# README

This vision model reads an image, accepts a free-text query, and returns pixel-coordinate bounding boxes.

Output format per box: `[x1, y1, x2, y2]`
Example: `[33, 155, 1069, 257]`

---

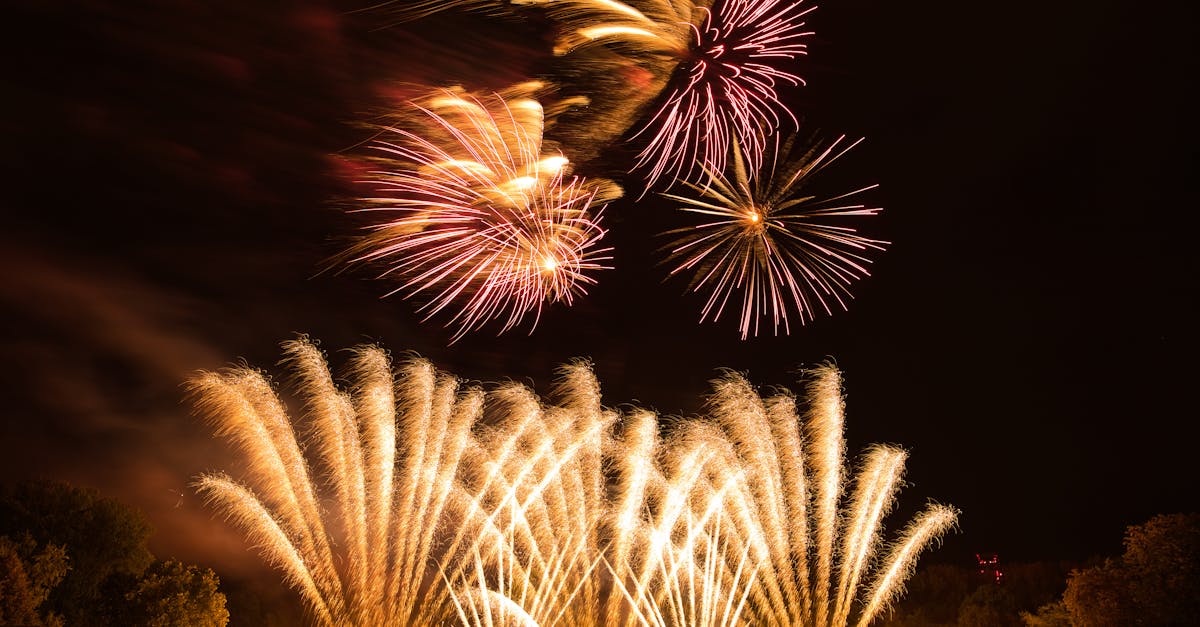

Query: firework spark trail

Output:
[856, 504, 960, 627]
[195, 338, 487, 625]
[191, 369, 346, 617]
[807, 364, 845, 627]
[196, 475, 336, 625]
[632, 0, 814, 190]
[431, 371, 611, 625]
[707, 375, 803, 619]
[347, 84, 621, 342]
[196, 340, 955, 625]
[833, 445, 906, 627]
[662, 134, 888, 339]
[614, 424, 727, 626]
[651, 455, 759, 627]
[279, 341, 369, 616]
[671, 364, 952, 627]
[765, 393, 813, 617]
[443, 378, 618, 627]
[604, 410, 659, 623]
[513, 0, 698, 57]
[388, 361, 456, 618]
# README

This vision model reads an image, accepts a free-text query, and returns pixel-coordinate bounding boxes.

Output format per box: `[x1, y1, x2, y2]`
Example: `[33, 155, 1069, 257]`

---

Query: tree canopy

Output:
[0, 481, 227, 626]
[1064, 513, 1200, 627]
[113, 560, 228, 627]
[0, 534, 68, 626]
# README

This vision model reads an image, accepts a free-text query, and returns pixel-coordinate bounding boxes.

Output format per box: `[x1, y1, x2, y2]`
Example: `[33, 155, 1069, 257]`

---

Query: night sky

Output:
[2, 0, 1196, 610]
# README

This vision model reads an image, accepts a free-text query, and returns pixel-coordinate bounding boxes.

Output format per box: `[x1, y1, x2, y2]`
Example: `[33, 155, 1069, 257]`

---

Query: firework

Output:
[379, 0, 699, 55]
[525, 0, 702, 162]
[632, 0, 814, 189]
[194, 339, 955, 625]
[346, 83, 621, 342]
[606, 365, 957, 627]
[378, 1, 701, 165]
[378, 0, 700, 56]
[514, 0, 699, 58]
[661, 133, 888, 339]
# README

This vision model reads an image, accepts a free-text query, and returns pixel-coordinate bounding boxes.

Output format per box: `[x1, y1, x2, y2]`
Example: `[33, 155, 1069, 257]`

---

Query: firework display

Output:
[194, 339, 957, 625]
[661, 134, 887, 338]
[341, 0, 875, 341]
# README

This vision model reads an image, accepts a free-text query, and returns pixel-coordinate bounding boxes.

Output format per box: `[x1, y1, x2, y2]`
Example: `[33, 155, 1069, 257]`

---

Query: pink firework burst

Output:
[633, 0, 815, 191]
[662, 133, 887, 339]
[348, 87, 620, 342]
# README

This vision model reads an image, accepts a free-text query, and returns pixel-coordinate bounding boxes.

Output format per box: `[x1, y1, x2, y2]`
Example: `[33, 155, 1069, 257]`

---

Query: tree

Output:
[0, 481, 153, 624]
[1063, 558, 1134, 627]
[1, 481, 228, 626]
[880, 559, 1081, 627]
[880, 563, 973, 625]
[0, 534, 67, 626]
[113, 560, 229, 627]
[1064, 513, 1199, 627]
[957, 583, 1022, 627]
[1003, 561, 1075, 615]
[1121, 513, 1200, 625]
[1020, 600, 1070, 627]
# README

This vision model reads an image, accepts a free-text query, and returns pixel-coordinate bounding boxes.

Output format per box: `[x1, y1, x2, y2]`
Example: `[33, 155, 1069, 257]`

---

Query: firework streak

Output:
[194, 338, 957, 625]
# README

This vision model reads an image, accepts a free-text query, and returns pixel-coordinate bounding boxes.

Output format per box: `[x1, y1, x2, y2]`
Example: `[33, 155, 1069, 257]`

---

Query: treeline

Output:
[879, 559, 1078, 626]
[0, 480, 227, 626]
[882, 513, 1199, 627]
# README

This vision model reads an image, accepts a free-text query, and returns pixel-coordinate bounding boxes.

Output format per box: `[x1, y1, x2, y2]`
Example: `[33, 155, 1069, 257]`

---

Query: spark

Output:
[195, 339, 956, 625]
[662, 133, 889, 339]
[363, 1, 809, 193]
[345, 84, 622, 342]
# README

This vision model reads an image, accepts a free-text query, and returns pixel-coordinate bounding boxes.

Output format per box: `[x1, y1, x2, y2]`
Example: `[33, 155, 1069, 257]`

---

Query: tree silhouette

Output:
[0, 533, 67, 626]
[1064, 513, 1199, 627]
[1, 481, 228, 626]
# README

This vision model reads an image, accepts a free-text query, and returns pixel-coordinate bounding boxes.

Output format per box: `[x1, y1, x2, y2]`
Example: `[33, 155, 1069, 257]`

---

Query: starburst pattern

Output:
[662, 133, 888, 339]
[195, 338, 955, 626]
[632, 0, 814, 189]
[346, 83, 621, 342]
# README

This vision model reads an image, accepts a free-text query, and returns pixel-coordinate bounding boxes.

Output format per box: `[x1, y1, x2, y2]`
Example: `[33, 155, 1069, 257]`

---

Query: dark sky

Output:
[1, 0, 1196, 607]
